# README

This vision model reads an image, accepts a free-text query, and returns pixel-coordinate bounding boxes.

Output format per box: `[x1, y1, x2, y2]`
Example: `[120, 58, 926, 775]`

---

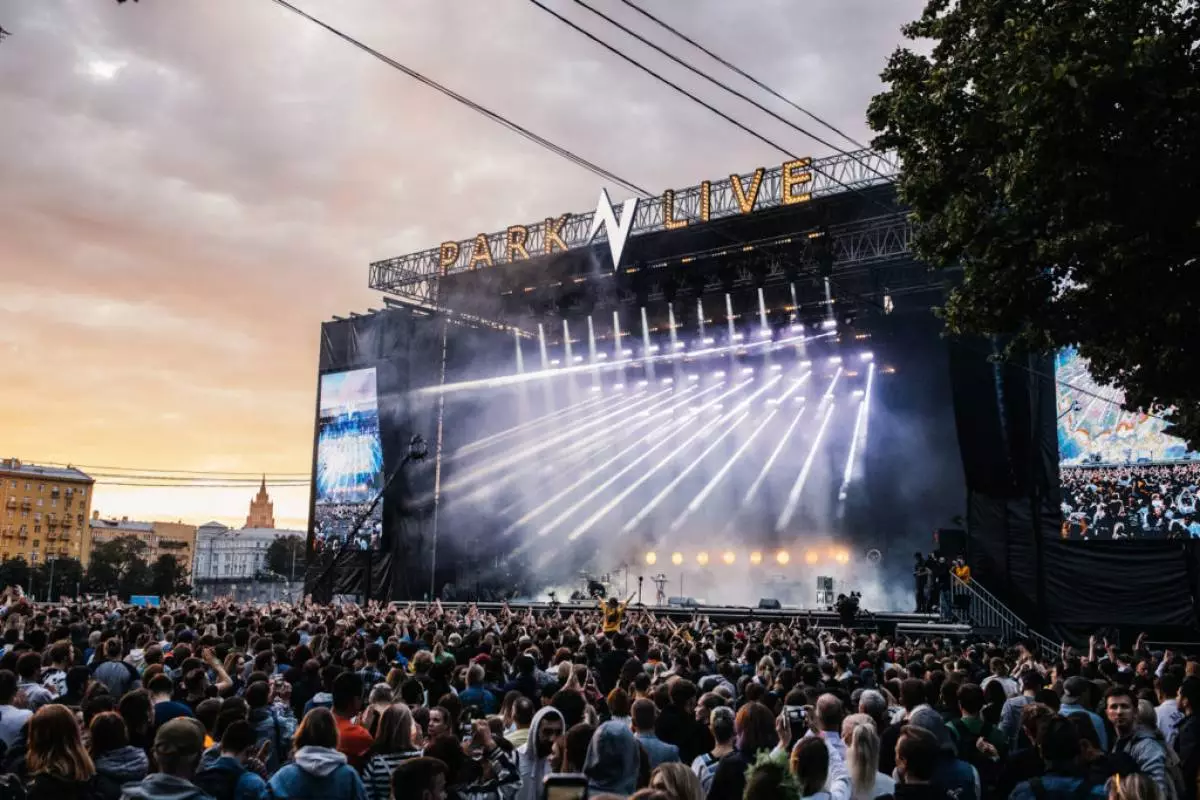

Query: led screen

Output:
[312, 367, 384, 552]
[1056, 347, 1199, 539]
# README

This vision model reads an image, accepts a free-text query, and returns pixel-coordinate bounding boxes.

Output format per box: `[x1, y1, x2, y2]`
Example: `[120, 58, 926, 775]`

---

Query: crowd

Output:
[1060, 463, 1200, 539]
[0, 585, 1196, 800]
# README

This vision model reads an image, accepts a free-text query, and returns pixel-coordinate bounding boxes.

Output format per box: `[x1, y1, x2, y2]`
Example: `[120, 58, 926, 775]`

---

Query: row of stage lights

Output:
[643, 547, 852, 567]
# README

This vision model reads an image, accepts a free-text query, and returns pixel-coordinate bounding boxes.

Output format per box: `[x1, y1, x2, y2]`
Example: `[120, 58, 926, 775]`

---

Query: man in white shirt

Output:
[980, 657, 1019, 699]
[1157, 673, 1184, 749]
[0, 669, 33, 749]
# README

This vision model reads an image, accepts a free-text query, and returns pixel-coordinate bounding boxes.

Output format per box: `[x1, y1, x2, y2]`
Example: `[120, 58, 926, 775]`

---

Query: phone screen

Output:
[545, 787, 588, 800]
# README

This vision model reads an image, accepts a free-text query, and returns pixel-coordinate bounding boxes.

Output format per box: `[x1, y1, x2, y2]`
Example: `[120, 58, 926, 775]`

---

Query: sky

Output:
[0, 0, 924, 530]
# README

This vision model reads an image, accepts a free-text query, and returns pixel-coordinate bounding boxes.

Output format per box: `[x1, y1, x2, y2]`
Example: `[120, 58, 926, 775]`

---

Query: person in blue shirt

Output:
[1011, 717, 1107, 800]
[1059, 676, 1108, 752]
[458, 663, 498, 715]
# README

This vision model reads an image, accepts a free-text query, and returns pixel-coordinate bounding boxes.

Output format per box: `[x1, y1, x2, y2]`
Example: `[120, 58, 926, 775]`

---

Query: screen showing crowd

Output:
[311, 367, 384, 552]
[1056, 347, 1199, 540]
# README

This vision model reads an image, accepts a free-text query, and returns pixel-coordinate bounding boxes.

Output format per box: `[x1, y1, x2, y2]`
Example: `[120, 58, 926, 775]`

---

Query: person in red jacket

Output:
[331, 672, 374, 772]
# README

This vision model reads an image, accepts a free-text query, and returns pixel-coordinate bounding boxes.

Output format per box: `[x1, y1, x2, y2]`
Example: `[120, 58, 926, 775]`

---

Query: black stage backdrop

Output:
[950, 336, 1200, 638]
[304, 307, 443, 602]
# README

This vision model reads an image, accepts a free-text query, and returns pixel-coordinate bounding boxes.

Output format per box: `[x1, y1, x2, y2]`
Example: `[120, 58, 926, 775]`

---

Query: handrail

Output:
[951, 574, 1061, 660]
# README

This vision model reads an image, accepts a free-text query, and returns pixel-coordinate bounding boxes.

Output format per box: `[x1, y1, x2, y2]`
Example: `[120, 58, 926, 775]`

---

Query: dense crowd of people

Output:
[1060, 463, 1200, 539]
[0, 585, 1196, 800]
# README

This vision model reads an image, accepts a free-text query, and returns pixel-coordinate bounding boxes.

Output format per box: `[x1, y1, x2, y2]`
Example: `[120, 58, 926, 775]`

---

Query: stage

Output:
[306, 148, 967, 607]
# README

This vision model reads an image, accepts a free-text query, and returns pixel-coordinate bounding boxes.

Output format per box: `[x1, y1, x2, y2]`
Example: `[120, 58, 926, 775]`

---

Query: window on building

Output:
[38, 484, 44, 493]
[7, 481, 14, 489]
[32, 539, 39, 547]
[21, 510, 28, 518]
[50, 499, 57, 508]
[24, 482, 30, 491]
[36, 499, 42, 507]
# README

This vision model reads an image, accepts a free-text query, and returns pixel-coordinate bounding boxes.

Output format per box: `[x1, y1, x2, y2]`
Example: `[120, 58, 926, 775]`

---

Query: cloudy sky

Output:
[0, 0, 922, 528]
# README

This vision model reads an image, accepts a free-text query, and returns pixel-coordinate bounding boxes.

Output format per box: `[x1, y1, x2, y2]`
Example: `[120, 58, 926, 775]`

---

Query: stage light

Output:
[597, 352, 608, 360]
[790, 324, 804, 333]
[822, 319, 838, 329]
[550, 359, 561, 366]
[860, 352, 874, 361]
[722, 550, 735, 565]
[741, 367, 754, 375]
[771, 364, 783, 371]
[702, 337, 715, 345]
[622, 349, 633, 356]
[750, 551, 763, 565]
[758, 329, 772, 338]
[776, 550, 790, 565]
[687, 374, 700, 382]
[828, 356, 842, 364]
[661, 377, 674, 385]
[590, 386, 602, 392]
[732, 333, 745, 341]
[697, 551, 709, 566]
[711, 370, 725, 378]
[648, 345, 660, 354]
[800, 360, 812, 367]
[805, 550, 819, 565]
[852, 389, 865, 398]
[645, 552, 657, 565]
[836, 549, 850, 564]
[671, 552, 683, 566]
[613, 383, 625, 390]
[637, 380, 649, 387]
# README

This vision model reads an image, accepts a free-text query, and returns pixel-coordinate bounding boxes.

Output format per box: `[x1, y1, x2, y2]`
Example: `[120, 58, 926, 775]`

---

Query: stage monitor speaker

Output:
[758, 598, 781, 610]
[667, 596, 698, 607]
[935, 528, 967, 558]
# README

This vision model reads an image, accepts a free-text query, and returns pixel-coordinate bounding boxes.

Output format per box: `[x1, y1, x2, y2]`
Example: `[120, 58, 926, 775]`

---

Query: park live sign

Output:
[435, 157, 814, 276]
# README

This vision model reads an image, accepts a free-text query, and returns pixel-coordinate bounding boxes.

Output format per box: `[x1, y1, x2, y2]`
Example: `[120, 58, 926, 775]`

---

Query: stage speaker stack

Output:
[758, 598, 782, 610]
[816, 576, 835, 608]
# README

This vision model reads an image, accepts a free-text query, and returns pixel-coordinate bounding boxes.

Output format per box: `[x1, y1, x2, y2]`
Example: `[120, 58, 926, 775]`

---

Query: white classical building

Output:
[190, 480, 304, 583]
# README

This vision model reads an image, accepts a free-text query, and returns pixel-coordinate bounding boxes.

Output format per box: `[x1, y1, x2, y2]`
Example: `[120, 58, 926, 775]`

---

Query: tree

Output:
[0, 557, 30, 593]
[150, 554, 190, 597]
[87, 534, 150, 597]
[33, 557, 84, 601]
[265, 535, 306, 581]
[868, 0, 1200, 447]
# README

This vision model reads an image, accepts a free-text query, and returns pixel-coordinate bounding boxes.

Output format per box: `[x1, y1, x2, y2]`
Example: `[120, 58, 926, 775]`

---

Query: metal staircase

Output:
[951, 574, 1061, 659]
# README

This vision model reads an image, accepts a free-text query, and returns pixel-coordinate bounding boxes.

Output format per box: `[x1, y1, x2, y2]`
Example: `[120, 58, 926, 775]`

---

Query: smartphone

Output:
[543, 773, 588, 800]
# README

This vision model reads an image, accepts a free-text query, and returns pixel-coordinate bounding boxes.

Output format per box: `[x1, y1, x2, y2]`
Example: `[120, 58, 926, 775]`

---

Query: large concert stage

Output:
[305, 148, 967, 609]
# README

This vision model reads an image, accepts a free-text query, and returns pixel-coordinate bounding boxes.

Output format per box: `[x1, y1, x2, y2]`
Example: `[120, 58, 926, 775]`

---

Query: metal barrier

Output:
[951, 575, 1061, 660]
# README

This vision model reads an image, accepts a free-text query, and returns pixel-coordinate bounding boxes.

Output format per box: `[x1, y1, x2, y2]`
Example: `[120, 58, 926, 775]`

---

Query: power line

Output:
[616, 0, 889, 164]
[568, 0, 890, 180]
[34, 461, 309, 478]
[525, 0, 896, 216]
[265, 0, 650, 197]
[90, 480, 311, 488]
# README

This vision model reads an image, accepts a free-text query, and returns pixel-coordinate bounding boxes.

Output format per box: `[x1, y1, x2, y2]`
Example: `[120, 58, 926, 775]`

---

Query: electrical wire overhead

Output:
[616, 0, 890, 163]
[265, 0, 650, 197]
[525, 0, 896, 215]
[567, 0, 890, 180]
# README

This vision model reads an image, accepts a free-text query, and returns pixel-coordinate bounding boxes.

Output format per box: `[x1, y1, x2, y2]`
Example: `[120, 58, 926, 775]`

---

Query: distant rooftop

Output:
[90, 517, 154, 532]
[0, 458, 92, 483]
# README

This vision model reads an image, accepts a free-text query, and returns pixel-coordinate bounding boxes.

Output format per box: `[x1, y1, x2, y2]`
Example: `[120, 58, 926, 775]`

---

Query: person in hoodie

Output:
[119, 716, 213, 800]
[89, 711, 150, 800]
[269, 707, 368, 800]
[192, 720, 271, 800]
[583, 720, 641, 798]
[1107, 685, 1173, 799]
[24, 704, 98, 800]
[516, 706, 565, 800]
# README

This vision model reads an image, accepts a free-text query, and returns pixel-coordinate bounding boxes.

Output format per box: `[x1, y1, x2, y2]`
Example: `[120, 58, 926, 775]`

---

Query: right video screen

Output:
[1056, 346, 1198, 540]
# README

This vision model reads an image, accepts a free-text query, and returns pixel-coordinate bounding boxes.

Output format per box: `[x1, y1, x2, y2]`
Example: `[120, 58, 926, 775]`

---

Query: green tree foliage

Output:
[868, 0, 1200, 447]
[0, 557, 30, 593]
[150, 554, 190, 597]
[265, 535, 306, 581]
[34, 557, 84, 600]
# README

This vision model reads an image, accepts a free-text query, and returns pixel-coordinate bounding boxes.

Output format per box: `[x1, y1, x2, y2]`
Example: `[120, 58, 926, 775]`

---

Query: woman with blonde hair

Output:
[26, 703, 96, 800]
[841, 714, 894, 799]
[650, 762, 704, 800]
[1110, 773, 1162, 800]
[363, 705, 423, 800]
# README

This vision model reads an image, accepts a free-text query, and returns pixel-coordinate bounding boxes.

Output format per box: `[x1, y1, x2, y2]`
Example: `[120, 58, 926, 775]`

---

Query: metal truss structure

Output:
[369, 148, 902, 309]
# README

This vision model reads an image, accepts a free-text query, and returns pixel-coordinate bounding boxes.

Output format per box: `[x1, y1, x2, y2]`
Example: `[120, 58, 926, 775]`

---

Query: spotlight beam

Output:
[838, 361, 875, 501]
[441, 387, 665, 493]
[742, 404, 807, 505]
[668, 407, 779, 533]
[559, 381, 768, 546]
[454, 384, 704, 505]
[499, 381, 729, 533]
[608, 376, 783, 537]
[453, 391, 610, 457]
[418, 329, 836, 396]
[530, 379, 755, 542]
[775, 400, 836, 532]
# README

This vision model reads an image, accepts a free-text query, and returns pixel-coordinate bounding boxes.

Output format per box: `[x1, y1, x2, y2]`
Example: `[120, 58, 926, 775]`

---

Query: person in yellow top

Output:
[952, 557, 971, 584]
[601, 592, 636, 634]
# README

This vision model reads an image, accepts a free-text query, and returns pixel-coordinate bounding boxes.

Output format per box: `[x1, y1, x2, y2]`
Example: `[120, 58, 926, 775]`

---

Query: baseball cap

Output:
[908, 704, 955, 752]
[1062, 676, 1090, 705]
[154, 717, 206, 757]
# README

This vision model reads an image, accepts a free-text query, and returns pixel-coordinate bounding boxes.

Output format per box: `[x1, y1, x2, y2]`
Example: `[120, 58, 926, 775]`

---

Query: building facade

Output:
[192, 481, 302, 584]
[0, 459, 95, 567]
[88, 513, 197, 568]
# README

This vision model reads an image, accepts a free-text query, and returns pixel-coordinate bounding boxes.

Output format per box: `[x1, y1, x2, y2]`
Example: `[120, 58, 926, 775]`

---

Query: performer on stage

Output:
[913, 551, 930, 612]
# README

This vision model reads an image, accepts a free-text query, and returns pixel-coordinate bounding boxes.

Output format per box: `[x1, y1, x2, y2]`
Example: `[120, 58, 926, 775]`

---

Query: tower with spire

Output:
[245, 475, 276, 529]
